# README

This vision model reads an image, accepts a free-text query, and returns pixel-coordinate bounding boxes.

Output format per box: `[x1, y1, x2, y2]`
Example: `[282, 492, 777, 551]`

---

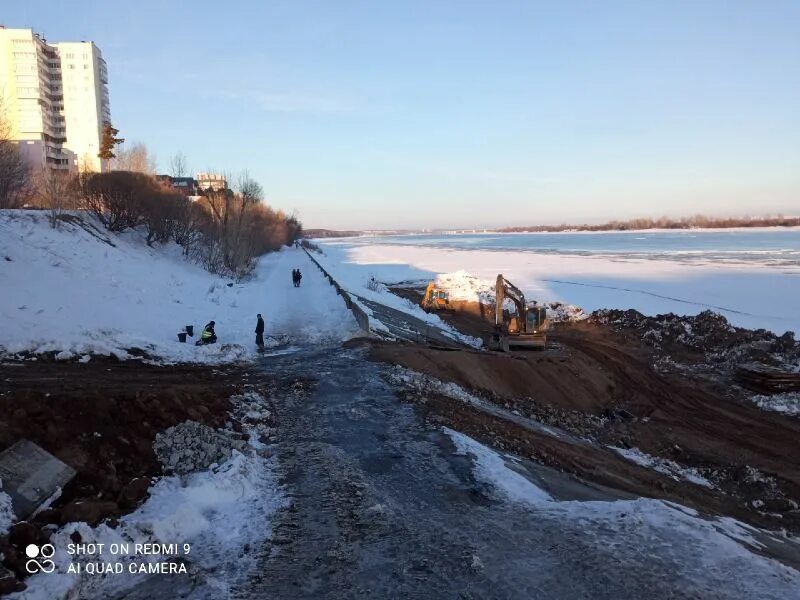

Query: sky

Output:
[4, 1, 799, 229]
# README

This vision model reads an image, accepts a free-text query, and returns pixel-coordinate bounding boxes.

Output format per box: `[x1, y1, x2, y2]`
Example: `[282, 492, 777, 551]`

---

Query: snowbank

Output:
[14, 392, 286, 599]
[431, 270, 588, 322]
[309, 246, 481, 346]
[0, 211, 357, 362]
[317, 240, 800, 335]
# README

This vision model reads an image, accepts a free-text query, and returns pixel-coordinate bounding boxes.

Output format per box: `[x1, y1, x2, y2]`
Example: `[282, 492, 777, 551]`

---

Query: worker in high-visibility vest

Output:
[200, 321, 217, 345]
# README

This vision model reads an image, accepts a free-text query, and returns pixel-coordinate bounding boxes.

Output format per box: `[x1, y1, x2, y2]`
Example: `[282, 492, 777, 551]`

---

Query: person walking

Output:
[291, 269, 298, 287]
[255, 313, 265, 350]
[296, 269, 302, 287]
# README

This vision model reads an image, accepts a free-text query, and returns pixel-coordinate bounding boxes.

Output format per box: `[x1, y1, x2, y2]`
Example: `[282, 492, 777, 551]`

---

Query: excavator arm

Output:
[495, 274, 527, 332]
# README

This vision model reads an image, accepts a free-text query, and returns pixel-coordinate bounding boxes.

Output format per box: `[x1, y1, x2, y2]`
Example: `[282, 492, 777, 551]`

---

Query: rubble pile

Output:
[594, 309, 799, 371]
[153, 421, 248, 475]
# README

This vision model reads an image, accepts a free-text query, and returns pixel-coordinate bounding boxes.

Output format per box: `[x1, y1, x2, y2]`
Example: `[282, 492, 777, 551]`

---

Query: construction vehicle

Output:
[490, 274, 547, 351]
[421, 281, 453, 312]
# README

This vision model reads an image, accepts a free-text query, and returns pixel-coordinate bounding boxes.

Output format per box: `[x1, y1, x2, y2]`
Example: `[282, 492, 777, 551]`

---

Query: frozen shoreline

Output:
[315, 240, 800, 335]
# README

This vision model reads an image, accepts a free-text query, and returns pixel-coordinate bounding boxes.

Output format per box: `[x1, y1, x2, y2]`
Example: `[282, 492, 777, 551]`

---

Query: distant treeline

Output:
[496, 215, 800, 233]
[304, 228, 362, 238]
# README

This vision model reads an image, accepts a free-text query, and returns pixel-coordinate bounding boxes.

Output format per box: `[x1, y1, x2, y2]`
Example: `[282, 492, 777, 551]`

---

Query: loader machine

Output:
[421, 281, 453, 312]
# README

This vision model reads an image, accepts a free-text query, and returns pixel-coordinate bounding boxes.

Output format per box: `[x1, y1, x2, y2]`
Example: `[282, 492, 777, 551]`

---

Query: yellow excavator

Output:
[421, 281, 453, 312]
[490, 274, 547, 351]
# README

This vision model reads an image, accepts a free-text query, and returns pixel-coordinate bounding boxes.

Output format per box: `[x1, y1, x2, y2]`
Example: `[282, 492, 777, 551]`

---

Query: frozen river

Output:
[351, 228, 800, 267]
[317, 228, 800, 335]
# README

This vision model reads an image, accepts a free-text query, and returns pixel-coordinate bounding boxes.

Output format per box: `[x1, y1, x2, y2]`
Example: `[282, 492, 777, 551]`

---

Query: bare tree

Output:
[111, 141, 158, 174]
[236, 170, 263, 203]
[169, 151, 189, 178]
[34, 169, 77, 227]
[0, 98, 32, 209]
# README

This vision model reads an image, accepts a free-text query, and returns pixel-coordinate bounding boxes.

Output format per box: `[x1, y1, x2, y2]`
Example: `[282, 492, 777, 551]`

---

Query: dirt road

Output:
[236, 346, 798, 599]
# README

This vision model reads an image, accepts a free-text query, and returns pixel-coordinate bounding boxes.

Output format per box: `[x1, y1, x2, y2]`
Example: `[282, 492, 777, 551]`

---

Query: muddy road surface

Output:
[235, 346, 797, 600]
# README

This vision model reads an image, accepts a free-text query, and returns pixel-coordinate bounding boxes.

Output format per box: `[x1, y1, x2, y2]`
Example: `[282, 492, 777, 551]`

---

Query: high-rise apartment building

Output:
[55, 41, 110, 172]
[0, 26, 110, 173]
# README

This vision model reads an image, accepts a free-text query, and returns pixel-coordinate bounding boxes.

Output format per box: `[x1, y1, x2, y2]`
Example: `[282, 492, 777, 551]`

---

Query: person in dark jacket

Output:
[255, 313, 265, 350]
[291, 269, 298, 287]
[295, 269, 302, 287]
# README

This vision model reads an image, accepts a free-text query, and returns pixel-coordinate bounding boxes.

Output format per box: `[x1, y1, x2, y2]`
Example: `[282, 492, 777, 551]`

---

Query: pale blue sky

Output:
[5, 1, 799, 229]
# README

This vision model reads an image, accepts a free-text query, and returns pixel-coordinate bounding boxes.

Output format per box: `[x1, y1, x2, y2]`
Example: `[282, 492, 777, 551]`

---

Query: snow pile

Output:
[750, 392, 800, 416]
[153, 421, 249, 475]
[0, 211, 357, 362]
[433, 270, 495, 303]
[0, 485, 14, 536]
[610, 446, 713, 488]
[15, 392, 286, 600]
[433, 271, 589, 323]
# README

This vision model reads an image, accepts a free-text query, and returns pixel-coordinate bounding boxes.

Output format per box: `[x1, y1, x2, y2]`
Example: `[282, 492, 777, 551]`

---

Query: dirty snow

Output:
[446, 428, 800, 598]
[446, 428, 552, 503]
[750, 392, 800, 416]
[0, 486, 14, 536]
[12, 392, 285, 600]
[610, 446, 714, 488]
[316, 240, 799, 335]
[0, 211, 357, 362]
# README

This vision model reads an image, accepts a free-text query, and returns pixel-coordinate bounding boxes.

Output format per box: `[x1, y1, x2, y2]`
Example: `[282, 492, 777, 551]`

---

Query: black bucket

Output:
[185, 325, 194, 337]
[178, 332, 187, 343]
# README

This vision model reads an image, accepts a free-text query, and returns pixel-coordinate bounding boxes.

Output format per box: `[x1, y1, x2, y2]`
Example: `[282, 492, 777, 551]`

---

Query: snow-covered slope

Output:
[0, 211, 357, 362]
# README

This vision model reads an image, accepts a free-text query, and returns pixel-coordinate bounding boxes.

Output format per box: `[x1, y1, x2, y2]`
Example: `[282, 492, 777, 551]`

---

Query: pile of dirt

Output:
[368, 319, 800, 534]
[593, 308, 800, 374]
[0, 357, 257, 593]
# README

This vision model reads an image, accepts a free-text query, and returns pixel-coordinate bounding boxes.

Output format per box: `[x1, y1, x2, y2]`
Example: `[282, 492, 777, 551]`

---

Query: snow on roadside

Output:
[0, 485, 14, 536]
[13, 392, 286, 600]
[750, 392, 800, 416]
[609, 446, 713, 488]
[387, 366, 485, 405]
[0, 211, 356, 363]
[446, 428, 552, 503]
[445, 428, 800, 598]
[308, 246, 481, 347]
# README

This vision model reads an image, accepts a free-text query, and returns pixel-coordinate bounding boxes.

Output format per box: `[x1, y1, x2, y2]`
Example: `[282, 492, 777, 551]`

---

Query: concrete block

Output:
[0, 440, 76, 519]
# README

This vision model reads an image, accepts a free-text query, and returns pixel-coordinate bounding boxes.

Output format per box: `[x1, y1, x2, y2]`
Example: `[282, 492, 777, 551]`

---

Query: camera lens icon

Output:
[25, 543, 56, 574]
